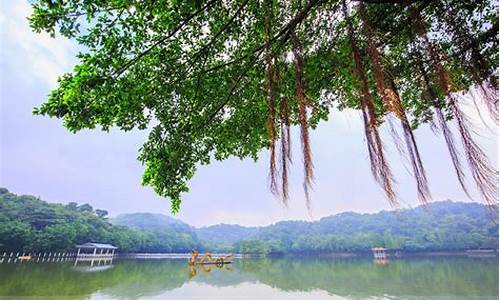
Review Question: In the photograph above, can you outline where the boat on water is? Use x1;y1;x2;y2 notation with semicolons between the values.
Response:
188;250;234;266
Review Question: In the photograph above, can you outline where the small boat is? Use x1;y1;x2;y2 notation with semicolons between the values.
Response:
188;250;233;266
194;258;232;265
18;256;31;261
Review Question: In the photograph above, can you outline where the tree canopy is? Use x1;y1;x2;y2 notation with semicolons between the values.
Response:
29;0;498;212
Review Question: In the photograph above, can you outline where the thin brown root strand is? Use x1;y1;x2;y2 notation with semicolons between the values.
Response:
278;96;293;205
292;31;314;205
429;116;440;135
450;98;499;206
468;91;492;129
429;60;474;200
303;181;313;216
281;97;292;162
264;0;277;195
365;107;398;207
414;48;471;201
477;82;499;123
344;0;397;207
279;121;290;206
268;140;278;195
390;80;432;204
436;107;472;199
401;117;431;204
387;114;407;157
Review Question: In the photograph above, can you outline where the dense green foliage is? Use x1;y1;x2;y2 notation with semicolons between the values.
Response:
0;188;201;253
113;198;498;254
28;0;499;212
1;187;497;254
233;201;499;254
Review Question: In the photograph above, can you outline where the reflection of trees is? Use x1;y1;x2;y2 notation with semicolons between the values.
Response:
0;257;497;299
0;260;189;300
236;257;499;298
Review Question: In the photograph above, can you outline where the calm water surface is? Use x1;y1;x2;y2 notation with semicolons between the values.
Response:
0;256;497;299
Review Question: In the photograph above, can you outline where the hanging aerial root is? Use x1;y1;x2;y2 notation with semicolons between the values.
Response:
412;10;470;199
344;0;397;206
264;0;278;195
402;119;431;203
391;81;431;204
360;3;430;204
279;121;290;205
359;4;399;116
477;82;499;123
450;97;499;206
387;117;406;157
392;84;432;204
427;37;498;205
415;55;472;199
443;3;499;123
292;31;314;210
412;8;498;205
279;96;292;205
438;106;472;198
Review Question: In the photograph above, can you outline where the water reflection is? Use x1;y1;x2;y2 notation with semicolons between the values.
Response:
372;258;388;265
189;260;233;279
0;257;497;299
73;257;114;273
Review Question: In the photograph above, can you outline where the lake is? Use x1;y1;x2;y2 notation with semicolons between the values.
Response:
0;256;497;299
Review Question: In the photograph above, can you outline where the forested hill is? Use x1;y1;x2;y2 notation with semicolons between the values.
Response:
0;188;202;253
112;201;499;254
0;187;498;254
243;201;498;254
112;213;194;234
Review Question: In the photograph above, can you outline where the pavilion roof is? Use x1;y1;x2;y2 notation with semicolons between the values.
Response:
76;242;118;249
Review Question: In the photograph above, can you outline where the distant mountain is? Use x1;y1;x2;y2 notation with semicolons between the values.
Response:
112;213;193;233
112;214;258;246
196;224;259;246
248;201;499;254
110;201;498;254
8;185;491;255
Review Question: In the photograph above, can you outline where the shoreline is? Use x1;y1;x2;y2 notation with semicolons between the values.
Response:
115;250;498;259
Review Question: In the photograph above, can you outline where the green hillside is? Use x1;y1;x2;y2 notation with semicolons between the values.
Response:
0;187;497;255
248;201;499;254
196;224;259;245
0;188;201;253
112;213;192;232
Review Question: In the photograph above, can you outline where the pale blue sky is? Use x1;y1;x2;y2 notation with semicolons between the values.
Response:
0;1;497;227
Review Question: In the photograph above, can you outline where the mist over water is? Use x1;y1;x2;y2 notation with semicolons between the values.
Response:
0;256;497;299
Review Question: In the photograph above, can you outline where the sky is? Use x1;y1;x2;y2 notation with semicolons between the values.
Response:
0;1;498;227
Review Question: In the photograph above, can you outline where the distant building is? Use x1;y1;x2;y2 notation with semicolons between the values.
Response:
76;243;117;258
371;247;387;259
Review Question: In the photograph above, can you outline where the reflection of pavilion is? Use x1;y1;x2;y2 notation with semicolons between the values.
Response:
73;260;114;272
74;243;117;270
